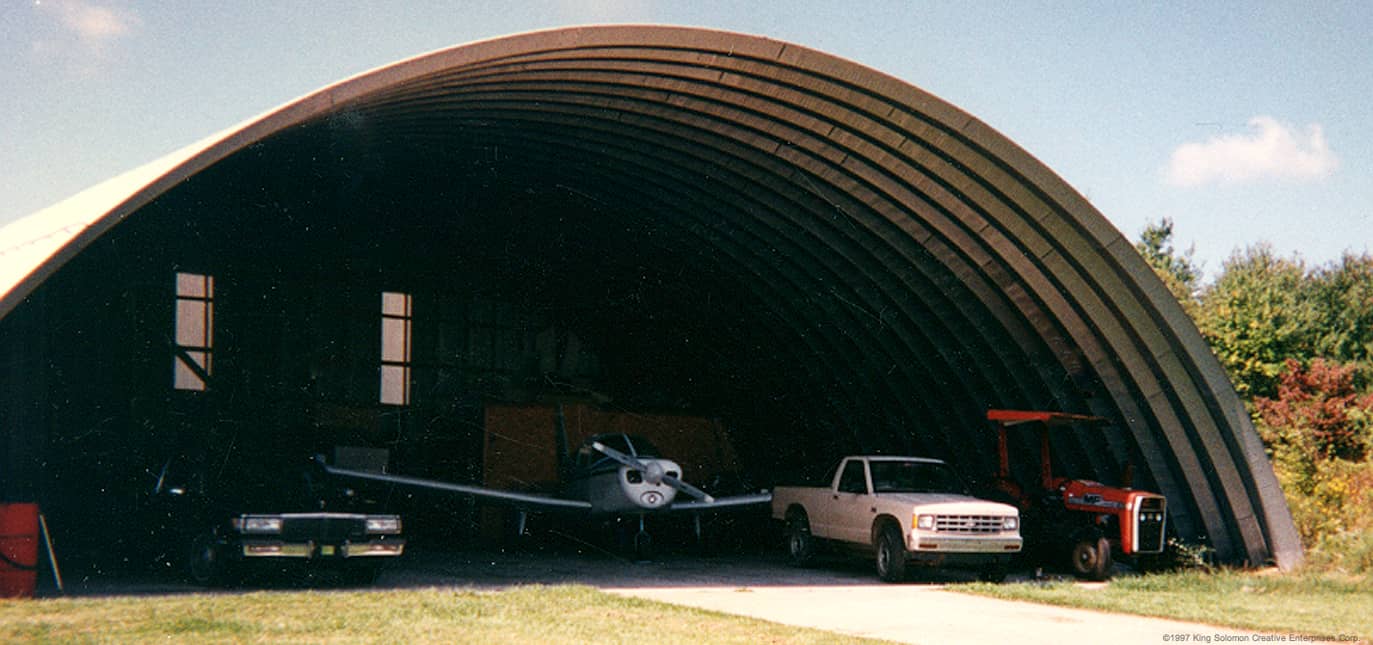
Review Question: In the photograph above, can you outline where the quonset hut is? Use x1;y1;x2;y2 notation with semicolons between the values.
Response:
0;26;1299;570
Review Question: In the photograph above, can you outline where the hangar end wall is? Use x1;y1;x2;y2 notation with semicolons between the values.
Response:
0;25;1300;569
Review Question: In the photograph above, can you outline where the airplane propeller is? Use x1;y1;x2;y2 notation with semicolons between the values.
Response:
591;440;715;503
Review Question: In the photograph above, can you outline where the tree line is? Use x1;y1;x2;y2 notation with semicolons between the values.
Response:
1137;220;1373;567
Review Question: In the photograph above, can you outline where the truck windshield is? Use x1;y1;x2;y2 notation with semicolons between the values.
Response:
868;460;967;494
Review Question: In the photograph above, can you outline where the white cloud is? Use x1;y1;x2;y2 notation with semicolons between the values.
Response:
34;0;137;52
58;2;133;41
1164;116;1338;187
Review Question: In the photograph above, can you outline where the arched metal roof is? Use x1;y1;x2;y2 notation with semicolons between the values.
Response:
0;25;1299;567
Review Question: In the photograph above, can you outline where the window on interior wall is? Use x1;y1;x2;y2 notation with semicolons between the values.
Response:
173;272;214;391
380;291;413;405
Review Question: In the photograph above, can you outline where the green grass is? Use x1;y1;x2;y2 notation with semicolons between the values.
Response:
0;584;889;644
956;569;1372;640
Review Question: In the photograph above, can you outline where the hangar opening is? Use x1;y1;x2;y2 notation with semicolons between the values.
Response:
0;25;1299;573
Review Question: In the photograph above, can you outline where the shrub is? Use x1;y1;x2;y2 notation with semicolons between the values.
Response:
1255;358;1373;462
1303;530;1373;574
1272;457;1373;545
1250;359;1373;570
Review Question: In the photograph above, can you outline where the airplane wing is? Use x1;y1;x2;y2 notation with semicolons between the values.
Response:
318;457;593;513
669;491;772;511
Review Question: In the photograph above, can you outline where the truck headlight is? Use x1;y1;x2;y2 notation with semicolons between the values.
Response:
916;515;935;530
1002;516;1019;531
238;516;282;534
366;517;402;533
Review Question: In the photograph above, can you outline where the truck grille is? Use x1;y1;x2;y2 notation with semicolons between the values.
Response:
280;515;366;542
933;515;1005;534
1135;497;1167;553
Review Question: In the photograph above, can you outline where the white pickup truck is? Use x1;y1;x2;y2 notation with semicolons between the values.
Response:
771;456;1022;582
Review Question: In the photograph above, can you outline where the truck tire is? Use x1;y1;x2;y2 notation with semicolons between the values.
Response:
875;524;907;583
1070;535;1113;581
785;510;815;567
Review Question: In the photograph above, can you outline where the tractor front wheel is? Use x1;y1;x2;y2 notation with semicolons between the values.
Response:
1070;535;1113;581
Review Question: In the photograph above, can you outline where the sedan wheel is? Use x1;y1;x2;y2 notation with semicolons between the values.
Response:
187;530;228;586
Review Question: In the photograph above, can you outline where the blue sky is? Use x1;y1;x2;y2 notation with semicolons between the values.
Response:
3;1;1369;280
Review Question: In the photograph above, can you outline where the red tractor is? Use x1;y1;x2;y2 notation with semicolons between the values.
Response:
987;409;1167;580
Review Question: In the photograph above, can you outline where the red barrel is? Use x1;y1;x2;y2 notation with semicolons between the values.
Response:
0;503;40;599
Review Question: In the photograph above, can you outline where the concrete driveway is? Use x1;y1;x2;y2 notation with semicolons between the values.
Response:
386;547;1258;644
610;582;1256;645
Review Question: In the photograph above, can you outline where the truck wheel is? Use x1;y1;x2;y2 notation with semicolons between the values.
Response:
1070;535;1113;581
875;525;907;583
187;530;231;587
785;511;815;566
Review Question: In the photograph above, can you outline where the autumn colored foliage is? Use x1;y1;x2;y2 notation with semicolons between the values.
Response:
1254;358;1373;462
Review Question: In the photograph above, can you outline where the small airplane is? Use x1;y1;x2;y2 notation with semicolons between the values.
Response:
317;405;771;556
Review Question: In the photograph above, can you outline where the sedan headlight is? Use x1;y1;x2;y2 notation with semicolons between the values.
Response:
916;514;935;530
1002;516;1019;531
366;517;402;534
237;516;282;534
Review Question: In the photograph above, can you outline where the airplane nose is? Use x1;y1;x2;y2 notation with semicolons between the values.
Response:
644;461;665;485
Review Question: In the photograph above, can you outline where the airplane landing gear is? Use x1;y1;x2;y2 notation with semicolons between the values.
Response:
633;515;653;561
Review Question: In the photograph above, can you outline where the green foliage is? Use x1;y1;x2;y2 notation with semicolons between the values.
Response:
1304;528;1373;574
1151;537;1218;573
1135;218;1201;315
1201;252;1373;570
1310;253;1373;373
1247;354;1373;567
1132;223;1373;569
1196;244;1318;398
